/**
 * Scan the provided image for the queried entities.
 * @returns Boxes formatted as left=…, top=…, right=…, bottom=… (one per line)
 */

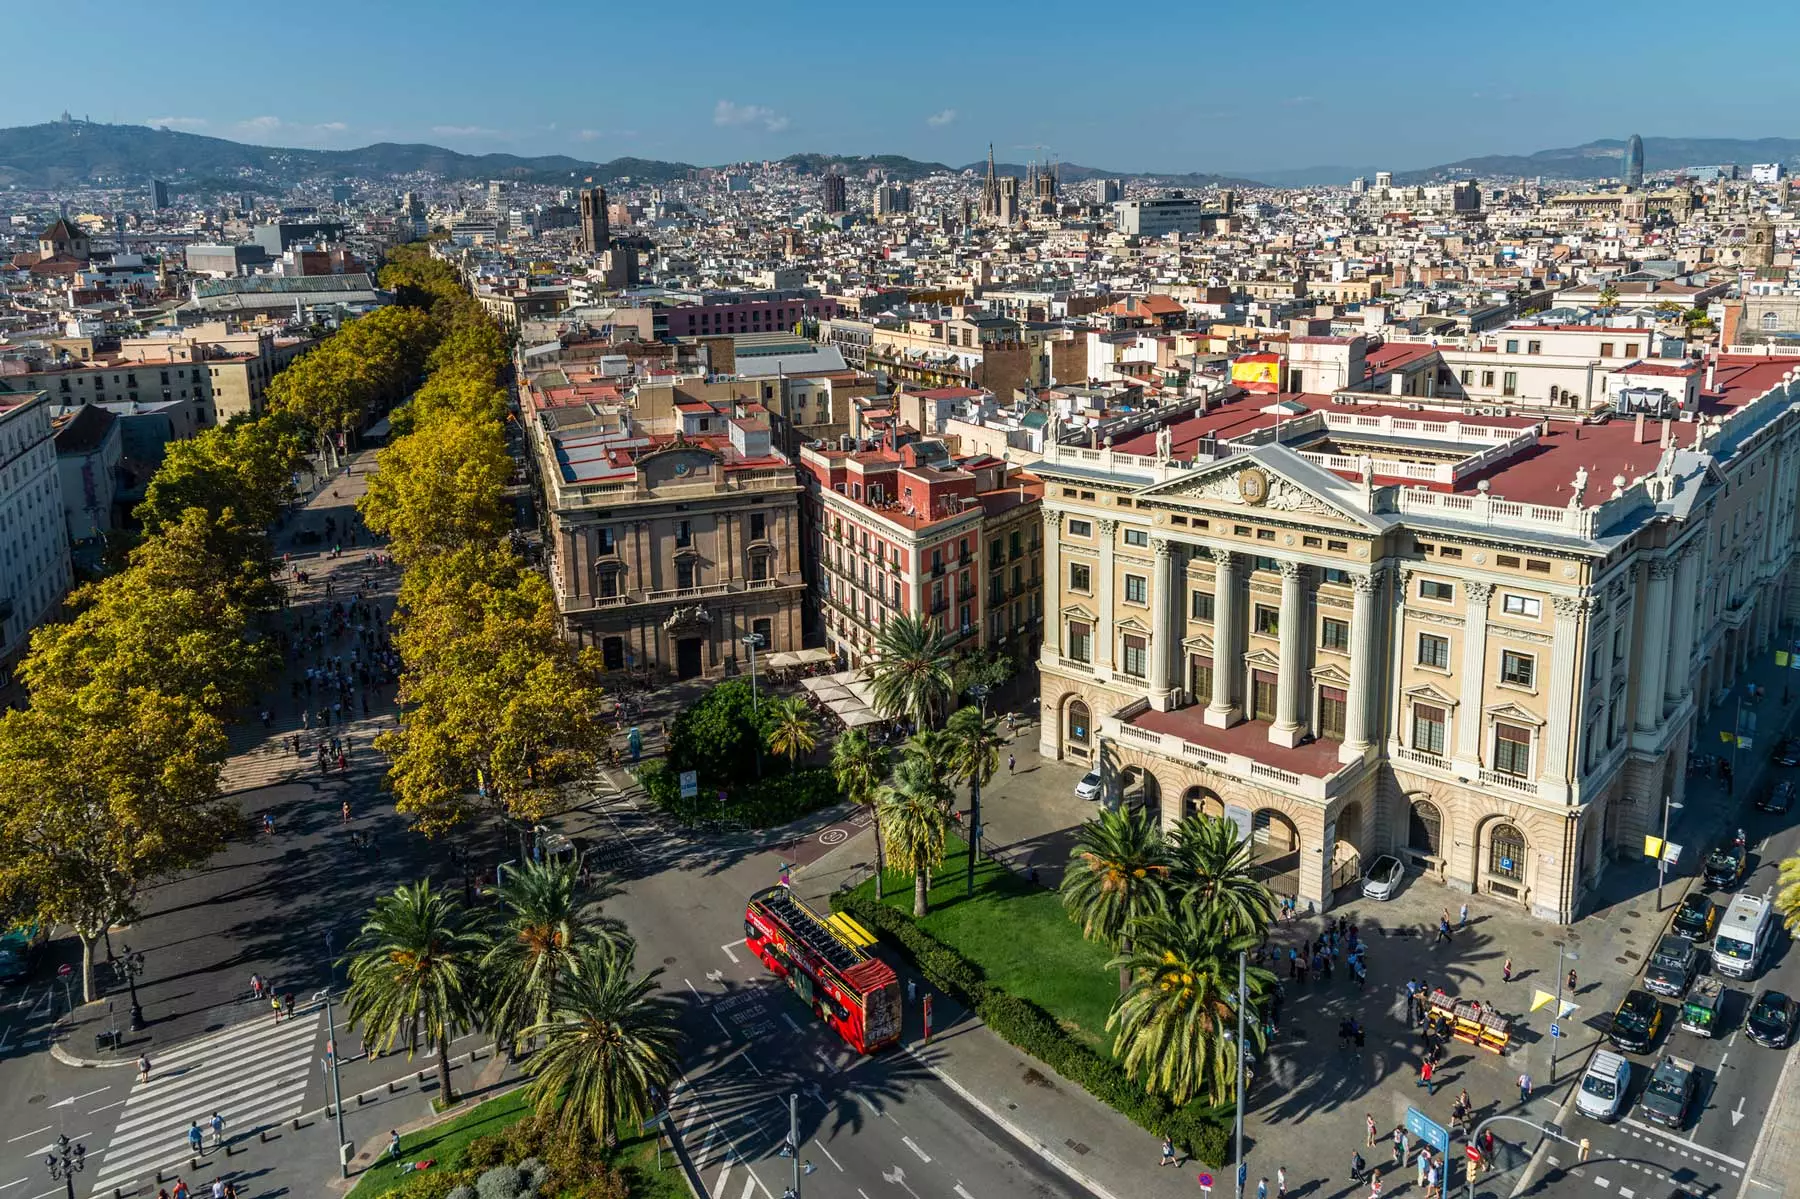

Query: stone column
left=1635, top=559, right=1674, bottom=731
left=1096, top=519, right=1117, bottom=673
left=1206, top=548, right=1241, bottom=727
left=1388, top=568, right=1413, bottom=746
left=1455, top=581, right=1494, bottom=765
left=1150, top=537, right=1176, bottom=709
left=1342, top=568, right=1382, bottom=762
left=1541, top=595, right=1589, bottom=790
left=1271, top=560, right=1308, bottom=748
left=1042, top=510, right=1064, bottom=659
left=1666, top=546, right=1699, bottom=705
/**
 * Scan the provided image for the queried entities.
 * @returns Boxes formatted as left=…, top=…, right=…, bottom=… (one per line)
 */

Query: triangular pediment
left=1484, top=701, right=1546, bottom=728
left=1244, top=646, right=1282, bottom=670
left=1183, top=632, right=1215, bottom=653
left=1135, top=444, right=1388, bottom=531
left=1403, top=681, right=1459, bottom=708
left=1061, top=602, right=1097, bottom=621
left=1311, top=661, right=1352, bottom=686
left=1116, top=614, right=1152, bottom=634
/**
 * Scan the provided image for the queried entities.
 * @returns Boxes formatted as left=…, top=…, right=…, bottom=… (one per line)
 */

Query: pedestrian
left=1008, top=753, right=1016, bottom=774
left=262, top=812, right=275, bottom=837
left=173, top=1180, right=190, bottom=1199
left=212, top=1179, right=225, bottom=1199
left=1419, top=1060, right=1433, bottom=1091
left=272, top=994, right=283, bottom=1024
left=1567, top=968, right=1578, bottom=993
left=188, top=1120, right=203, bottom=1154
left=389, top=1130, right=403, bottom=1167
left=1426, top=1159, right=1440, bottom=1199
left=1353, top=1020, right=1366, bottom=1051
left=1416, top=1148, right=1428, bottom=1190
left=1277, top=1166, right=1287, bottom=1199
left=1350, top=1151, right=1366, bottom=1182
left=1392, top=1126, right=1406, bottom=1166
left=1367, top=1114, right=1378, bottom=1147
left=137, top=1053, right=152, bottom=1083
left=1502, top=957, right=1513, bottom=983
left=1258, top=1179, right=1268, bottom=1199
left=1436, top=916, right=1452, bottom=944
left=1517, top=1071, right=1533, bottom=1103
left=341, top=800, right=351, bottom=825
left=211, top=1111, right=224, bottom=1148
left=1160, top=1136, right=1177, bottom=1167
left=1368, top=1168, right=1382, bottom=1199
left=1458, top=902, right=1469, bottom=929
left=283, top=992, right=295, bottom=1020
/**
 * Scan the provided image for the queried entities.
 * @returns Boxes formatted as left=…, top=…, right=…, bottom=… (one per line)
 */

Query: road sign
left=1198, top=1175, right=1214, bottom=1188
left=679, top=770, right=698, bottom=799
left=1466, top=1144, right=1481, bottom=1164
left=1405, top=1105, right=1450, bottom=1156
left=1550, top=1023, right=1562, bottom=1039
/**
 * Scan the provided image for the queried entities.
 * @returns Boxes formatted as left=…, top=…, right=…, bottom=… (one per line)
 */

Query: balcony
left=1479, top=768, right=1540, bottom=797
left=1100, top=702, right=1361, bottom=803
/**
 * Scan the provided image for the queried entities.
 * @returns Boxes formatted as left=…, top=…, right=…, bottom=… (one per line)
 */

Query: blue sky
left=15, top=0, right=1798, bottom=174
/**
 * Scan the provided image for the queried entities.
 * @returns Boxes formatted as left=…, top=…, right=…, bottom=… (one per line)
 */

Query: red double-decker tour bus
left=743, top=886, right=901, bottom=1054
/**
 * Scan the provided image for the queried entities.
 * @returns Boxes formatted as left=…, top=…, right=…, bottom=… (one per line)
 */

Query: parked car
left=1608, top=989, right=1665, bottom=1053
left=1745, top=990, right=1797, bottom=1049
left=1757, top=779, right=1796, bottom=814
left=1361, top=854, right=1405, bottom=901
left=0, top=924, right=44, bottom=982
left=1703, top=841, right=1747, bottom=890
left=1644, top=934, right=1699, bottom=998
left=1074, top=771, right=1102, bottom=802
left=1672, top=893, right=1717, bottom=942
left=1638, top=1056, right=1698, bottom=1129
left=1772, top=736, right=1800, bottom=767
left=1576, top=1049, right=1633, bottom=1121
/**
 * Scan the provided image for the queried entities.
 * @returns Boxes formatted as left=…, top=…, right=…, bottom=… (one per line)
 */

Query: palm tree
left=866, top=614, right=955, bottom=731
left=1598, top=282, right=1620, bottom=312
left=481, top=858, right=627, bottom=1055
left=345, top=880, right=485, bottom=1104
left=522, top=942, right=681, bottom=1146
left=1168, top=814, right=1276, bottom=941
left=878, top=752, right=954, bottom=917
left=832, top=727, right=891, bottom=898
left=1107, top=910, right=1273, bottom=1107
left=1061, top=807, right=1172, bottom=993
left=764, top=695, right=817, bottom=767
left=945, top=704, right=1005, bottom=895
left=901, top=728, right=954, bottom=779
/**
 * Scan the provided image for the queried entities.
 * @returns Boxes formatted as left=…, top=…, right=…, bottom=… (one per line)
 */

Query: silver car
left=1361, top=855, right=1404, bottom=901
left=1074, top=771, right=1102, bottom=801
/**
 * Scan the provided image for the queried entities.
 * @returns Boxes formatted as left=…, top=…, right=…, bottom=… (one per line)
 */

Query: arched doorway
left=1182, top=785, right=1224, bottom=821
left=1118, top=766, right=1161, bottom=815
left=1407, top=795, right=1444, bottom=866
left=1066, top=699, right=1092, bottom=761
left=1251, top=809, right=1301, bottom=898
left=1330, top=801, right=1364, bottom=891
left=1480, top=819, right=1529, bottom=901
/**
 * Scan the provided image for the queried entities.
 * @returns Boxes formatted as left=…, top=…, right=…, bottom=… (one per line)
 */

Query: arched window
left=1067, top=700, right=1091, bottom=747
left=1763, top=311, right=1781, bottom=331
left=1488, top=822, right=1526, bottom=881
left=1408, top=798, right=1443, bottom=856
left=1182, top=785, right=1223, bottom=820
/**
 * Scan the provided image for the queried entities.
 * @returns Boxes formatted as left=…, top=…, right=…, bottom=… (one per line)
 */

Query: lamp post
left=314, top=989, right=349, bottom=1179
left=118, top=944, right=146, bottom=1031
left=965, top=683, right=991, bottom=897
left=1653, top=794, right=1683, bottom=913
left=43, top=1134, right=84, bottom=1199
left=1549, top=946, right=1578, bottom=1084
left=742, top=632, right=765, bottom=779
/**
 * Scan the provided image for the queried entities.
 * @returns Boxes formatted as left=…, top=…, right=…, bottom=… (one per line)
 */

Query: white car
left=1074, top=771, right=1102, bottom=801
left=1577, top=1049, right=1632, bottom=1121
left=1360, top=854, right=1404, bottom=901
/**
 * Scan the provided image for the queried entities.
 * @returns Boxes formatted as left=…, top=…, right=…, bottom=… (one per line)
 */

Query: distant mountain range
left=3, top=121, right=1799, bottom=193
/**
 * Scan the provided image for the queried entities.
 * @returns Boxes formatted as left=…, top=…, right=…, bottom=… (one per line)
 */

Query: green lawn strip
left=855, top=838, right=1119, bottom=1055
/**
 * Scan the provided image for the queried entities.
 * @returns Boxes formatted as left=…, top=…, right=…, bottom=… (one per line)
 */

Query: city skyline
left=11, top=0, right=1800, bottom=175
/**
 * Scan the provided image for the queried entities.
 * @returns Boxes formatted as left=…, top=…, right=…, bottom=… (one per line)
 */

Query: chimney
left=1706, top=361, right=1717, bottom=392
left=1634, top=413, right=1646, bottom=443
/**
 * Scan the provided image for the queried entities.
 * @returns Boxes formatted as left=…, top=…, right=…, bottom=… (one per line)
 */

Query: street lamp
left=741, top=633, right=765, bottom=780
left=314, top=989, right=350, bottom=1179
left=965, top=683, right=991, bottom=897
left=118, top=945, right=146, bottom=1031
left=43, top=1134, right=84, bottom=1199
left=1653, top=793, right=1683, bottom=913
left=1549, top=945, right=1579, bottom=1084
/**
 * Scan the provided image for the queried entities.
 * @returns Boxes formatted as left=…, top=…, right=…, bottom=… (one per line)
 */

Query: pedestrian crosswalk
left=87, top=1008, right=323, bottom=1194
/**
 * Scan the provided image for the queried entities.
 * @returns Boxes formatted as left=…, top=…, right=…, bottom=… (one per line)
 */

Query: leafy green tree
left=1168, top=815, right=1275, bottom=941
left=1107, top=910, right=1272, bottom=1106
left=1777, top=853, right=1800, bottom=933
left=831, top=728, right=890, bottom=898
left=867, top=614, right=955, bottom=730
left=878, top=751, right=954, bottom=916
left=763, top=695, right=817, bottom=767
left=345, top=880, right=485, bottom=1104
left=359, top=410, right=514, bottom=565
left=1597, top=283, right=1620, bottom=312
left=482, top=858, right=628, bottom=1055
left=522, top=943, right=681, bottom=1146
left=136, top=412, right=309, bottom=534
left=951, top=649, right=1014, bottom=703
left=1061, top=807, right=1171, bottom=993
left=664, top=680, right=767, bottom=792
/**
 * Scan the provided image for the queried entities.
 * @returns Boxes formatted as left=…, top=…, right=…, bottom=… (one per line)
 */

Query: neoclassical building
left=1037, top=356, right=1800, bottom=922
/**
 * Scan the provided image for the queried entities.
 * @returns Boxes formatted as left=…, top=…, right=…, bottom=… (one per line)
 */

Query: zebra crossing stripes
left=87, top=1010, right=322, bottom=1194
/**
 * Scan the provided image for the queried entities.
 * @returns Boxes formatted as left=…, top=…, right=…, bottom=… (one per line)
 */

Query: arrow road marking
left=882, top=1166, right=920, bottom=1198
left=721, top=941, right=743, bottom=964
left=706, top=970, right=725, bottom=983
left=1732, top=1097, right=1747, bottom=1126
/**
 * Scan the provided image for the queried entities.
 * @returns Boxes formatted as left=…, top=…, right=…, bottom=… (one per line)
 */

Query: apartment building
left=801, top=435, right=1044, bottom=667
left=0, top=392, right=73, bottom=672
left=13, top=326, right=313, bottom=424
left=1036, top=354, right=1800, bottom=923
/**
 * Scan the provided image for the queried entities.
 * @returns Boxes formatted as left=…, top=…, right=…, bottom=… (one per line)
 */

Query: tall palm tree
left=1060, top=806, right=1172, bottom=993
left=901, top=728, right=954, bottom=779
left=945, top=705, right=1005, bottom=894
left=878, top=752, right=954, bottom=917
left=832, top=727, right=891, bottom=898
left=1107, top=910, right=1272, bottom=1107
left=866, top=614, right=955, bottom=731
left=1168, top=814, right=1277, bottom=941
left=481, top=857, right=627, bottom=1055
left=522, top=942, right=681, bottom=1146
left=345, top=880, right=485, bottom=1104
left=764, top=695, right=817, bottom=767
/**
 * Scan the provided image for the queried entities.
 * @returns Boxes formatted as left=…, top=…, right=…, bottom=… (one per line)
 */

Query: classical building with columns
left=1037, top=354, right=1800, bottom=923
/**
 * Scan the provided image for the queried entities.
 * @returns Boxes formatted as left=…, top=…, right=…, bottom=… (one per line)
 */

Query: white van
left=1577, top=1049, right=1632, bottom=1121
left=1713, top=892, right=1778, bottom=979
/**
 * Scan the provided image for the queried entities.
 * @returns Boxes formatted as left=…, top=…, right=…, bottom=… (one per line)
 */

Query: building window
left=1068, top=621, right=1092, bottom=664
left=1493, top=723, right=1532, bottom=777
left=1318, top=686, right=1347, bottom=740
left=676, top=561, right=696, bottom=590
left=1500, top=650, right=1535, bottom=688
left=750, top=555, right=770, bottom=582
left=1067, top=700, right=1091, bottom=747
left=1069, top=562, right=1092, bottom=592
left=1190, top=654, right=1212, bottom=700
left=750, top=512, right=767, bottom=541
left=1409, top=799, right=1443, bottom=857
left=1192, top=590, right=1214, bottom=621
left=602, top=636, right=625, bottom=671
left=1321, top=617, right=1349, bottom=652
left=1252, top=670, right=1278, bottom=721
left=1527, top=340, right=1542, bottom=355
left=1505, top=339, right=1519, bottom=353
left=1418, top=633, right=1449, bottom=669
left=1459, top=369, right=1473, bottom=385
left=1124, top=574, right=1147, bottom=604
left=597, top=526, right=616, bottom=555
left=1502, top=371, right=1518, bottom=397
left=1321, top=567, right=1350, bottom=584
left=1481, top=370, right=1495, bottom=388
left=1124, top=528, right=1148, bottom=547
left=1121, top=634, right=1147, bottom=679
left=598, top=570, right=619, bottom=598
left=1600, top=342, right=1615, bottom=358
left=1419, top=579, right=1454, bottom=602
left=1254, top=605, right=1280, bottom=636
left=1488, top=822, right=1526, bottom=880
left=1625, top=343, right=1639, bottom=358
left=1067, top=518, right=1092, bottom=538
left=1411, top=703, right=1447, bottom=756
left=675, top=520, right=692, bottom=548
left=1501, top=594, right=1539, bottom=618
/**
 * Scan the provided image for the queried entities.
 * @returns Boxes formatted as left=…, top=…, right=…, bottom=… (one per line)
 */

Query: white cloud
left=576, top=129, right=638, bottom=143
left=926, top=108, right=958, bottom=128
left=318, top=121, right=348, bottom=133
left=230, top=115, right=352, bottom=144
left=714, top=99, right=789, bottom=133
left=430, top=125, right=503, bottom=138
left=146, top=116, right=208, bottom=130
left=239, top=115, right=283, bottom=133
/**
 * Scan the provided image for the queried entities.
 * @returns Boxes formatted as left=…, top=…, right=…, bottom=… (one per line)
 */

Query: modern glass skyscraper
left=1624, top=134, right=1645, bottom=189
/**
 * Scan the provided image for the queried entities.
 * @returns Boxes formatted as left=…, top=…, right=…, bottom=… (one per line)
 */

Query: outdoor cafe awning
left=763, top=647, right=834, bottom=670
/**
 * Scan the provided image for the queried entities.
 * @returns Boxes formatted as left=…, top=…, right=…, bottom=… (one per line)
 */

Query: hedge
left=641, top=762, right=841, bottom=829
left=832, top=891, right=1231, bottom=1165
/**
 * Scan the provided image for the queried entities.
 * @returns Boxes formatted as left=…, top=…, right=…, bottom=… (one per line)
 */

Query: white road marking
left=817, top=1143, right=843, bottom=1171
left=0, top=1179, right=22, bottom=1191
left=956, top=1185, right=977, bottom=1199
left=66, top=1088, right=108, bottom=1104
left=1595, top=1178, right=1610, bottom=1189
left=721, top=941, right=743, bottom=965
left=1619, top=1188, right=1634, bottom=1198
left=782, top=1013, right=803, bottom=1034
left=2, top=1130, right=45, bottom=1146
left=712, top=1158, right=734, bottom=1199
left=1620, top=1118, right=1748, bottom=1169
left=902, top=1136, right=931, bottom=1163
left=739, top=1173, right=758, bottom=1199
left=743, top=1054, right=763, bottom=1077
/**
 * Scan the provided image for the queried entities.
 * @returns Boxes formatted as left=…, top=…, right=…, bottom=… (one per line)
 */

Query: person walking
left=1258, top=1178, right=1268, bottom=1199
left=1277, top=1166, right=1287, bottom=1199
left=1458, top=902, right=1469, bottom=929
left=1502, top=957, right=1513, bottom=983
left=1517, top=1071, right=1533, bottom=1103
left=188, top=1120, right=204, bottom=1155
left=210, top=1111, right=224, bottom=1149
left=1160, top=1136, right=1177, bottom=1167
left=1368, top=1168, right=1382, bottom=1199
left=1416, top=1148, right=1429, bottom=1190
left=1567, top=968, right=1578, bottom=993
left=271, top=994, right=283, bottom=1024
left=1420, top=1060, right=1434, bottom=1093
left=389, top=1130, right=404, bottom=1167
left=1435, top=915, right=1453, bottom=944
left=137, top=1053, right=152, bottom=1084
left=1008, top=753, right=1016, bottom=774
left=211, top=1178, right=225, bottom=1199
left=1392, top=1126, right=1406, bottom=1167
left=1367, top=1114, right=1378, bottom=1147
left=172, top=1179, right=190, bottom=1199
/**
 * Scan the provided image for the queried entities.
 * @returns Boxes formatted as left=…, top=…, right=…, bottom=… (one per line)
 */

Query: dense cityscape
left=2, top=16, right=1800, bottom=1199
